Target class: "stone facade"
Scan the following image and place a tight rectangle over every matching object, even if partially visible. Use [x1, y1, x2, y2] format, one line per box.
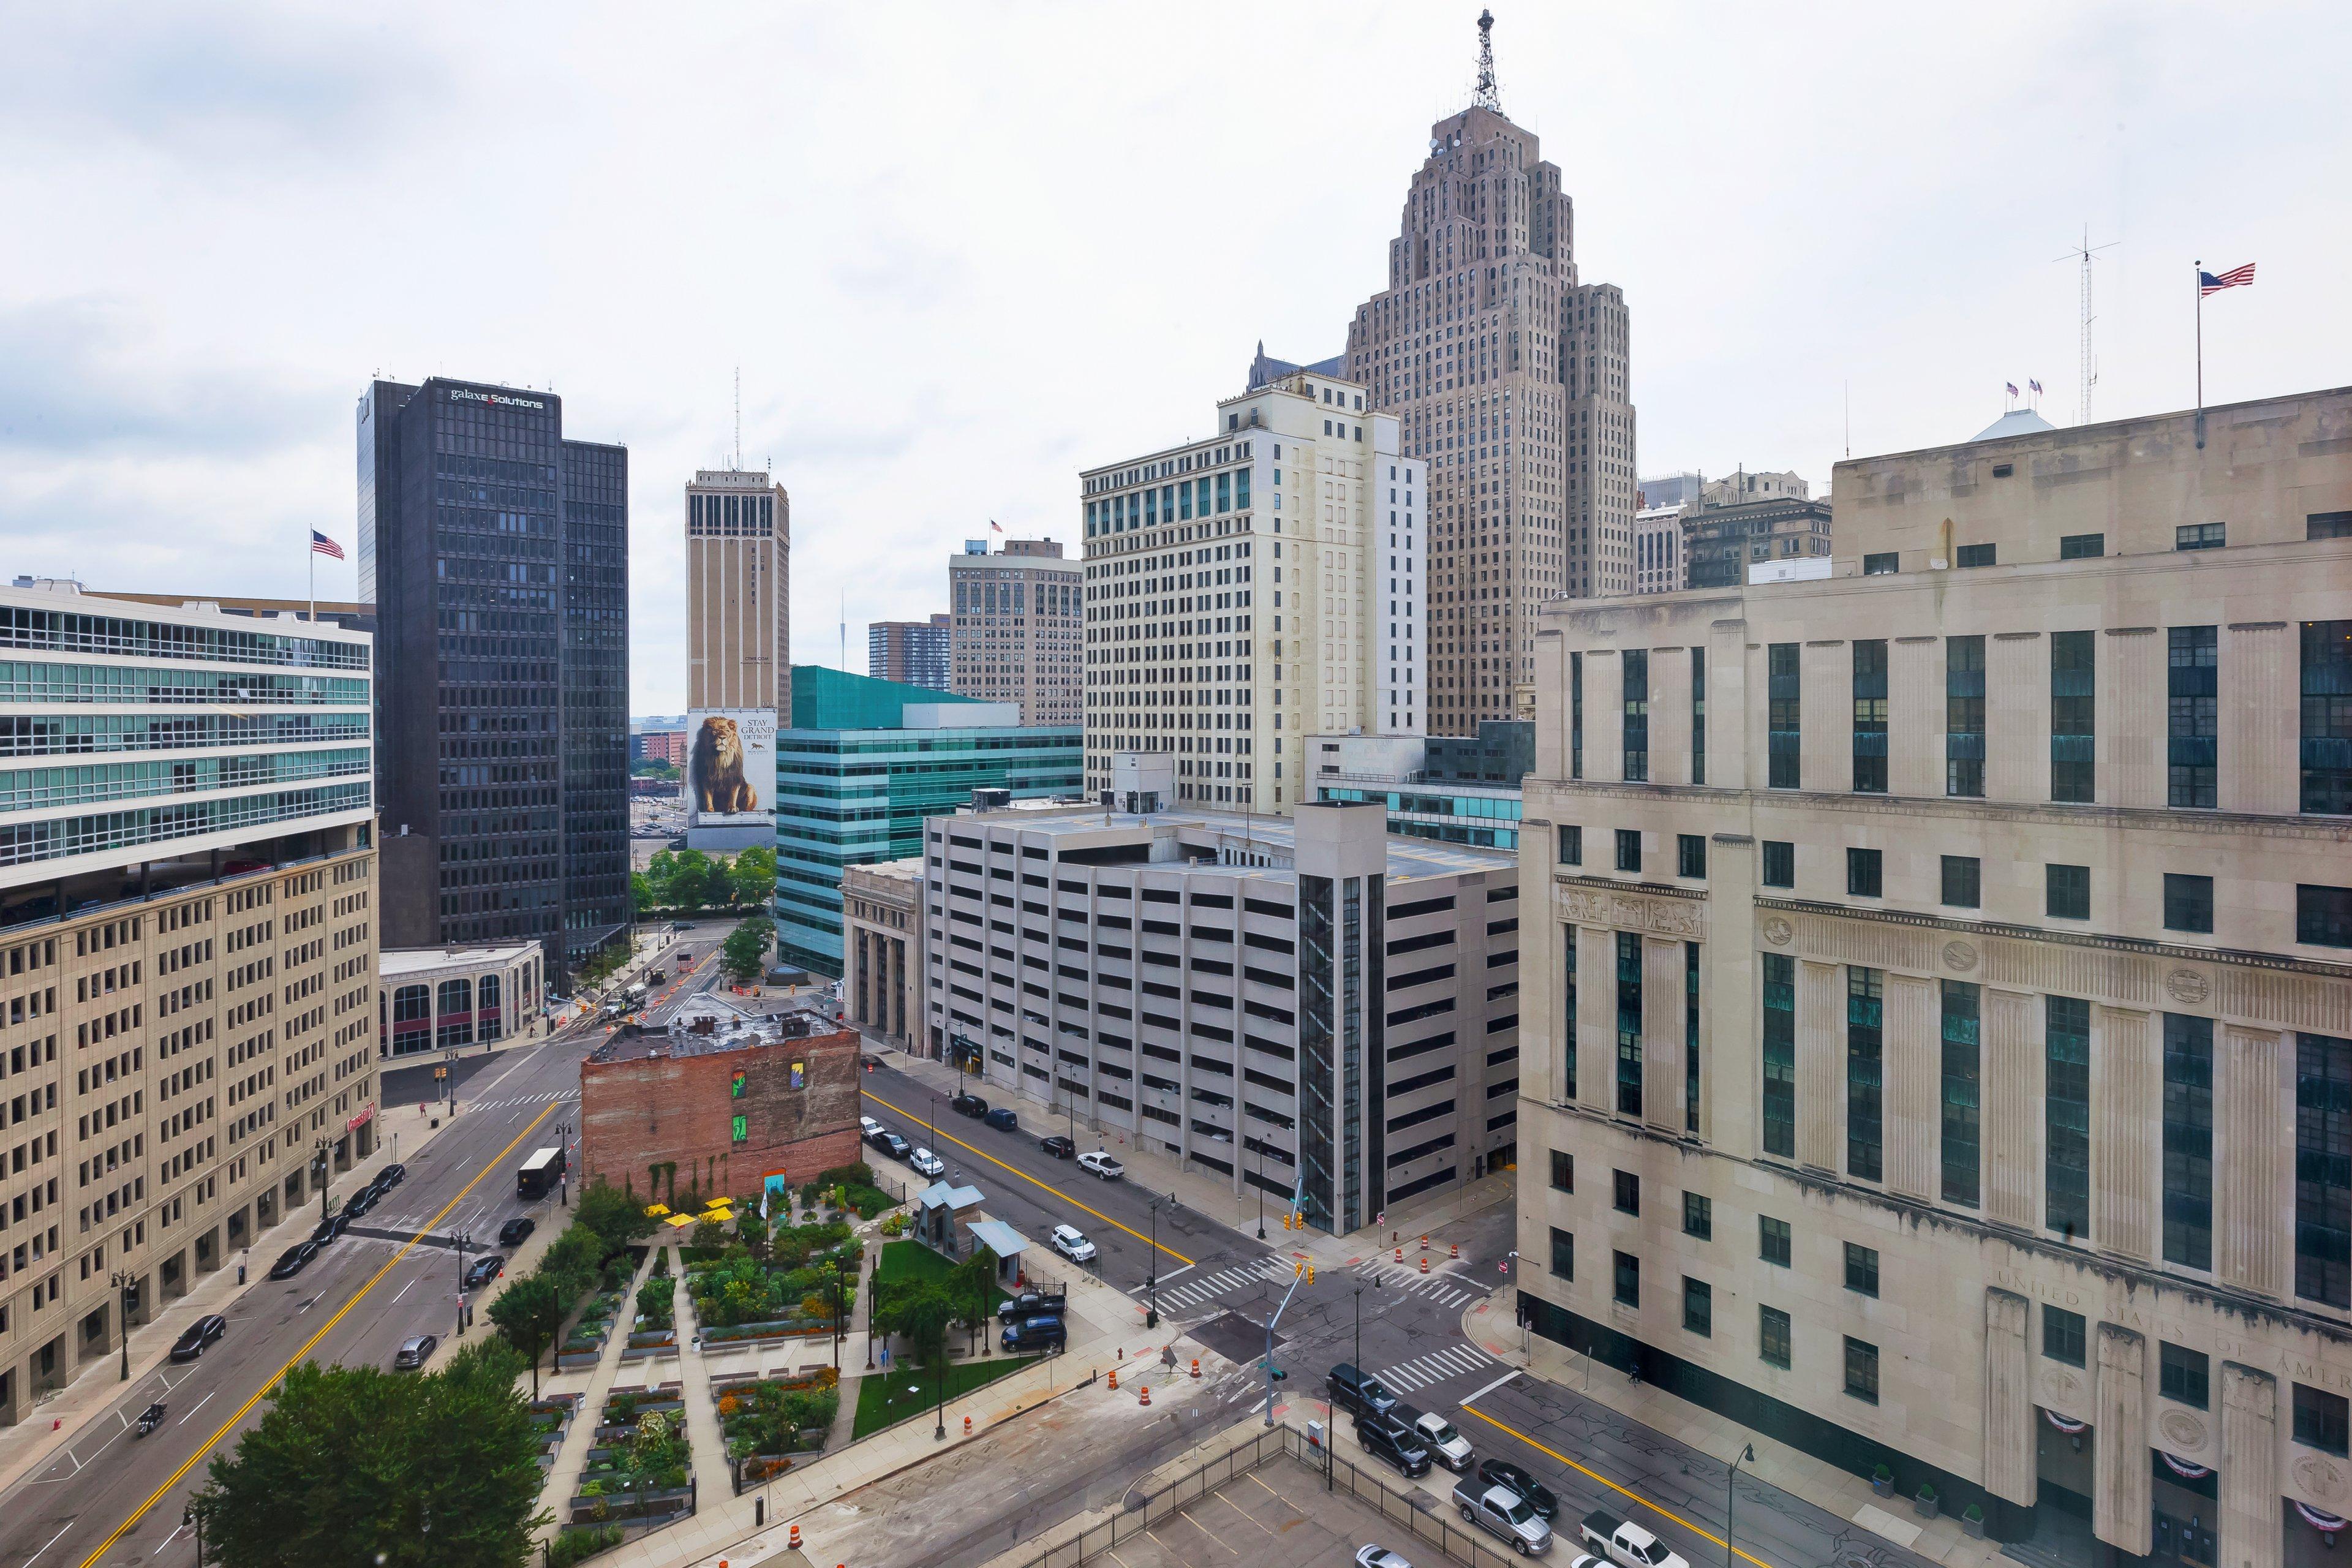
[951, 538, 1081, 728]
[843, 858, 922, 1049]
[1516, 385, 2352, 1566]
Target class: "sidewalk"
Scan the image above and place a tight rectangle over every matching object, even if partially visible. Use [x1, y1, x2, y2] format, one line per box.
[1461, 1286, 2004, 1568]
[533, 1243, 666, 1542]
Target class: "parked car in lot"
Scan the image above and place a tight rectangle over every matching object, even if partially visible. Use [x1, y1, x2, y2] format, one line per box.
[1039, 1134, 1075, 1159]
[1354, 1411, 1432, 1478]
[1001, 1314, 1066, 1353]
[268, 1242, 318, 1280]
[1479, 1460, 1560, 1521]
[1327, 1362, 1400, 1419]
[950, 1092, 988, 1118]
[996, 1284, 1069, 1323]
[497, 1216, 536, 1248]
[1453, 1479, 1553, 1555]
[1076, 1150, 1125, 1180]
[393, 1334, 439, 1371]
[875, 1131, 911, 1161]
[1355, 1550, 1415, 1568]
[908, 1147, 946, 1178]
[984, 1107, 1019, 1133]
[1050, 1224, 1097, 1263]
[461, 1254, 505, 1291]
[1580, 1512, 1687, 1568]
[169, 1315, 227, 1362]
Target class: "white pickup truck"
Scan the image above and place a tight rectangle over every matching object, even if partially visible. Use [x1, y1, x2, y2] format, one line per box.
[1580, 1511, 1687, 1568]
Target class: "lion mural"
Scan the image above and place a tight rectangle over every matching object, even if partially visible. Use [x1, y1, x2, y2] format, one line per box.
[692, 715, 758, 814]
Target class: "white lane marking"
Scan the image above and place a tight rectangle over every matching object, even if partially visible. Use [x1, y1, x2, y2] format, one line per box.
[23, 1523, 71, 1565]
[1157, 1262, 1199, 1285]
[159, 1524, 186, 1548]
[391, 1276, 417, 1303]
[1459, 1368, 1521, 1406]
[180, 1389, 215, 1424]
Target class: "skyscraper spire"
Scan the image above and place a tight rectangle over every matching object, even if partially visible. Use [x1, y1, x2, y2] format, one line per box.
[1473, 9, 1502, 113]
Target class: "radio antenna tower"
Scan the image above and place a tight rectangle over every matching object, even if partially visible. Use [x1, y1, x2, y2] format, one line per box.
[1472, 10, 1502, 113]
[2055, 226, 2117, 426]
[733, 366, 742, 469]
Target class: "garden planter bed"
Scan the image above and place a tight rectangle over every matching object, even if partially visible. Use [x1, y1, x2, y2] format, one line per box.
[567, 1485, 693, 1526]
[556, 1349, 603, 1372]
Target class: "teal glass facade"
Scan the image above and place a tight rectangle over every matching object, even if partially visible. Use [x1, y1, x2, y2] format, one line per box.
[1314, 783, 1522, 851]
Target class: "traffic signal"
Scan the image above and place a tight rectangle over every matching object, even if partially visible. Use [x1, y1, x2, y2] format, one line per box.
[1306, 1264, 1316, 1284]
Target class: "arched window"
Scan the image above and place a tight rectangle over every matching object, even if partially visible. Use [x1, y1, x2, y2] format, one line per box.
[437, 978, 473, 1049]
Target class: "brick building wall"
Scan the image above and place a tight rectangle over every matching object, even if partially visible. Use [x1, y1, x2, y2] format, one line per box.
[578, 1023, 861, 1206]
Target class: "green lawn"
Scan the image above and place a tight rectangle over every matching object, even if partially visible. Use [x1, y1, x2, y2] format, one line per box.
[851, 1353, 1037, 1439]
[872, 1239, 1010, 1308]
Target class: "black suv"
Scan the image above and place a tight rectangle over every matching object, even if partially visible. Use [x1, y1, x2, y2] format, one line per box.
[1354, 1410, 1432, 1478]
[461, 1254, 505, 1291]
[497, 1216, 536, 1248]
[1039, 1134, 1075, 1159]
[1327, 1362, 1399, 1419]
[950, 1092, 989, 1118]
[1001, 1314, 1066, 1353]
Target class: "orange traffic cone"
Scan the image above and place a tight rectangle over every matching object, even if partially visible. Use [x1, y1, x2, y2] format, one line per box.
[1420, 1234, 1429, 1251]
[1190, 1357, 1201, 1379]
[788, 1526, 801, 1550]
[1109, 1367, 1118, 1390]
[1139, 1384, 1151, 1406]
[1395, 1246, 1403, 1263]
[1451, 1242, 1460, 1259]
[963, 1415, 972, 1435]
[1420, 1256, 1430, 1274]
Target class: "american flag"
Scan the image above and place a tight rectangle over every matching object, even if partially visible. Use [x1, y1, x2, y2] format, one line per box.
[2005, 382, 2019, 398]
[309, 530, 345, 560]
[989, 519, 1003, 533]
[2029, 379, 2043, 396]
[2200, 262, 2256, 296]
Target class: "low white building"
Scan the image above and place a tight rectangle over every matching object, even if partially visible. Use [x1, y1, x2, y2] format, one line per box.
[380, 943, 543, 1058]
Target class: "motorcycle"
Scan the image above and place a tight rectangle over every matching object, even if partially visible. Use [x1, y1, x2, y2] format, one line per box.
[135, 1401, 167, 1436]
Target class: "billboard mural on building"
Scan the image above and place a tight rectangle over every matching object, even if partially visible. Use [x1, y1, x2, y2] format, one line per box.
[687, 709, 776, 829]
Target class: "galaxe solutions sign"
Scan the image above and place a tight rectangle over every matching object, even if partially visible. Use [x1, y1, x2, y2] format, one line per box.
[447, 388, 549, 411]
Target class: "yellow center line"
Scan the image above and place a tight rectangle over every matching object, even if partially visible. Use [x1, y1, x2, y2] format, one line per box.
[1458, 1403, 1779, 1568]
[76, 1101, 562, 1568]
[864, 1089, 1194, 1268]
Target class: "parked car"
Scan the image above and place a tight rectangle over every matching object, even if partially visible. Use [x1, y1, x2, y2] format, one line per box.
[996, 1285, 1069, 1323]
[1355, 1550, 1415, 1568]
[1050, 1224, 1098, 1264]
[1580, 1512, 1687, 1568]
[1039, 1134, 1076, 1159]
[311, 1212, 351, 1245]
[875, 1131, 911, 1161]
[984, 1107, 1019, 1133]
[1453, 1479, 1553, 1555]
[268, 1242, 318, 1280]
[1076, 1150, 1125, 1181]
[393, 1334, 439, 1371]
[342, 1189, 377, 1221]
[1327, 1363, 1400, 1419]
[1001, 1314, 1066, 1353]
[908, 1148, 946, 1178]
[497, 1216, 536, 1248]
[375, 1162, 405, 1188]
[1479, 1460, 1560, 1521]
[1353, 1411, 1432, 1478]
[1401, 1404, 1475, 1472]
[670, 919, 692, 931]
[461, 1253, 505, 1291]
[861, 1117, 884, 1141]
[169, 1315, 227, 1362]
[951, 1092, 989, 1118]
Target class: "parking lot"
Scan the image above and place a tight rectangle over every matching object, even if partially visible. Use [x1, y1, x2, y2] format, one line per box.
[1078, 1461, 1428, 1568]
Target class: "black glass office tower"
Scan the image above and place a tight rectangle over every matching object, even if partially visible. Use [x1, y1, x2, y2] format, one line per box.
[358, 377, 631, 980]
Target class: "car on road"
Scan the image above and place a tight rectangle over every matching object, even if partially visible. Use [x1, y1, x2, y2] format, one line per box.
[984, 1106, 1019, 1133]
[1453, 1479, 1553, 1555]
[861, 1117, 884, 1141]
[1039, 1134, 1075, 1159]
[1479, 1460, 1560, 1521]
[1401, 1404, 1475, 1472]
[671, 920, 692, 931]
[393, 1333, 439, 1371]
[1353, 1411, 1432, 1478]
[1356, 1550, 1415, 1568]
[342, 1189, 377, 1221]
[950, 1091, 989, 1118]
[268, 1241, 318, 1280]
[1001, 1313, 1066, 1353]
[908, 1147, 946, 1178]
[873, 1131, 911, 1161]
[1049, 1224, 1097, 1264]
[497, 1216, 537, 1248]
[169, 1315, 228, 1362]
[1076, 1150, 1125, 1181]
[311, 1212, 352, 1245]
[861, 1054, 881, 1071]
[1327, 1363, 1400, 1419]
[376, 1163, 407, 1187]
[461, 1254, 506, 1291]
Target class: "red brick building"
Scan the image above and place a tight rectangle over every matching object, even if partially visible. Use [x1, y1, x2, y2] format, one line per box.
[579, 1009, 861, 1207]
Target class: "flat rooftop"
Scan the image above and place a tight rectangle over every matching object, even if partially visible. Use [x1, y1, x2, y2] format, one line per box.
[589, 1009, 844, 1064]
[382, 943, 539, 978]
[954, 804, 1515, 884]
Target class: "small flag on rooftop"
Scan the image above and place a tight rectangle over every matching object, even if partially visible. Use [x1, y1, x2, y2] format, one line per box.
[2005, 382, 2019, 398]
[2199, 262, 2256, 296]
[2029, 379, 2044, 396]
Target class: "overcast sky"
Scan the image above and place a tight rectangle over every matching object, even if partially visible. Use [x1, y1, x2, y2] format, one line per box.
[4, 2, 2344, 715]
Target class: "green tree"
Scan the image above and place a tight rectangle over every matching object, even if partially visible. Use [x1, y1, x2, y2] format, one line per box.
[720, 917, 772, 984]
[190, 1341, 544, 1568]
[729, 844, 777, 906]
[949, 1246, 998, 1352]
[875, 1278, 956, 1381]
[644, 849, 679, 907]
[575, 1180, 657, 1254]
[667, 850, 717, 910]
[629, 870, 655, 914]
[487, 1273, 566, 1398]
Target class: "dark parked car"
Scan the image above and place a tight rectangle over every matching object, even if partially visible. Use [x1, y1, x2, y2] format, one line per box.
[875, 1131, 911, 1161]
[497, 1216, 537, 1248]
[995, 1285, 1069, 1323]
[1328, 1363, 1400, 1419]
[1354, 1411, 1433, 1479]
[311, 1212, 352, 1245]
[169, 1315, 227, 1362]
[393, 1333, 439, 1371]
[984, 1107, 1019, 1133]
[950, 1092, 989, 1118]
[461, 1254, 505, 1291]
[1478, 1459, 1560, 1520]
[268, 1242, 318, 1280]
[1000, 1314, 1066, 1353]
[374, 1163, 407, 1189]
[342, 1189, 377, 1221]
[1039, 1134, 1076, 1159]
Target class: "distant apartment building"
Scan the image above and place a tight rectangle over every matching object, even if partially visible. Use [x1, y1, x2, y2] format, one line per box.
[1632, 505, 1686, 594]
[922, 791, 1518, 1229]
[868, 616, 951, 692]
[1517, 385, 2352, 1568]
[1638, 472, 1704, 511]
[949, 540, 1081, 727]
[1703, 468, 1809, 507]
[685, 469, 790, 720]
[1308, 720, 1534, 852]
[1081, 372, 1423, 814]
[0, 580, 380, 1425]
[1684, 495, 1833, 589]
[633, 729, 688, 768]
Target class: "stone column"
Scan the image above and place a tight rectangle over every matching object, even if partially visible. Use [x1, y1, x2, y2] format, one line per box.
[1585, 651, 1624, 784]
[1709, 620, 1751, 791]
[2217, 1024, 2288, 1298]
[1884, 974, 1940, 1202]
[1576, 925, 1615, 1113]
[1984, 987, 2040, 1230]
[1988, 631, 2045, 802]
[1796, 959, 1842, 1173]
[2220, 1362, 2282, 1568]
[2104, 626, 2165, 810]
[2094, 1006, 2158, 1264]
[1983, 1287, 2037, 1507]
[1800, 640, 1845, 792]
[1890, 637, 1943, 798]
[2095, 1324, 2152, 1555]
[1642, 935, 1686, 1134]
[2221, 622, 2297, 815]
[1649, 648, 1691, 787]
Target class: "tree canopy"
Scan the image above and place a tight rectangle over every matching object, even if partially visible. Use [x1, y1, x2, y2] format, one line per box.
[486, 1273, 565, 1397]
[633, 846, 775, 915]
[720, 917, 773, 983]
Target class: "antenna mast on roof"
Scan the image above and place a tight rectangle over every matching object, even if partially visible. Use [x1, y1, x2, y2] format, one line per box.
[1472, 10, 1502, 113]
[2055, 225, 2117, 426]
[733, 366, 742, 469]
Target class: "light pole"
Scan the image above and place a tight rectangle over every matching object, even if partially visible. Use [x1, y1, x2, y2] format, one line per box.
[865, 1260, 876, 1370]
[1353, 1278, 1368, 1373]
[314, 1137, 333, 1223]
[110, 1268, 135, 1381]
[1254, 1140, 1266, 1241]
[1727, 1442, 1756, 1568]
[453, 1232, 470, 1338]
[1146, 1199, 1160, 1330]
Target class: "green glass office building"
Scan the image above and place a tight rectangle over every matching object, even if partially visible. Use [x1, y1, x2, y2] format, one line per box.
[774, 666, 1080, 975]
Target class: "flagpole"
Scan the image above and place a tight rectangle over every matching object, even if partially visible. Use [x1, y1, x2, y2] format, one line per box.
[308, 537, 316, 624]
[2194, 258, 2205, 450]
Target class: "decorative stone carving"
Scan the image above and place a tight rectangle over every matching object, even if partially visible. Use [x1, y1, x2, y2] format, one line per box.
[1943, 938, 1979, 973]
[1558, 885, 1707, 941]
[2038, 1363, 2086, 1411]
[2295, 1454, 2346, 1503]
[1762, 916, 1793, 948]
[2167, 968, 2211, 1006]
[2158, 1409, 2208, 1450]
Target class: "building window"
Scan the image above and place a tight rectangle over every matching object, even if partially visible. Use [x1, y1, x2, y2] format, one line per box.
[1759, 1305, 1792, 1370]
[2296, 1031, 2352, 1307]
[1561, 927, 1578, 1101]
[1690, 648, 1707, 785]
[2158, 1014, 2219, 1272]
[2047, 864, 2090, 921]
[2304, 887, 2352, 948]
[1613, 1250, 1640, 1307]
[2043, 1305, 2087, 1366]
[1761, 840, 1794, 889]
[1762, 954, 1796, 1159]
[1685, 941, 1702, 1136]
[2047, 996, 2092, 1240]
[1556, 824, 1582, 865]
[1852, 640, 1888, 793]
[2314, 512, 2352, 541]
[2297, 1384, 2351, 1458]
[1759, 1216, 1791, 1267]
[2176, 522, 2226, 551]
[1615, 830, 1641, 875]
[1845, 848, 1882, 898]
[1956, 543, 1996, 567]
[2307, 622, 2352, 813]
[1845, 1338, 1880, 1404]
[1767, 644, 1800, 788]
[2161, 1342, 2210, 1410]
[1549, 1226, 1574, 1280]
[2051, 630, 2096, 803]
[1847, 967, 1884, 1182]
[1862, 551, 1898, 575]
[1947, 635, 1986, 797]
[1549, 1150, 1574, 1193]
[1940, 855, 1981, 909]
[1570, 652, 1584, 780]
[2059, 533, 2105, 559]
[2164, 873, 2215, 935]
[1623, 649, 1649, 782]
[1844, 1242, 1880, 1297]
[1613, 1169, 1640, 1215]
[1683, 1192, 1713, 1240]
[1942, 980, 1981, 1207]
[1677, 835, 1706, 880]
[1615, 932, 1643, 1118]
[1684, 1278, 1712, 1336]
[2170, 627, 2218, 808]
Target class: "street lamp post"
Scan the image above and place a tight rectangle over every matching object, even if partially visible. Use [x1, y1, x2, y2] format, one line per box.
[110, 1268, 135, 1381]
[1727, 1442, 1756, 1568]
[1146, 1199, 1159, 1330]
[314, 1137, 333, 1223]
[1254, 1140, 1266, 1241]
[865, 1260, 876, 1370]
[453, 1232, 470, 1338]
[1353, 1278, 1371, 1374]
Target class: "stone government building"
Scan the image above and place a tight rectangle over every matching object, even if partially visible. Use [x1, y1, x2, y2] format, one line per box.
[1515, 385, 2352, 1567]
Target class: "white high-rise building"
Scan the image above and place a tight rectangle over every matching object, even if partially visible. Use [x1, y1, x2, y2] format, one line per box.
[1080, 371, 1423, 812]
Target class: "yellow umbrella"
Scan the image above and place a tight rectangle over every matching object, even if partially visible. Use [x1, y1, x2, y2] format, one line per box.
[704, 1208, 736, 1224]
[664, 1212, 698, 1229]
[644, 1204, 672, 1218]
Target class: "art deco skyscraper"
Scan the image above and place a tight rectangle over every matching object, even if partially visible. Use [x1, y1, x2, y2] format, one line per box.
[1343, 12, 1637, 734]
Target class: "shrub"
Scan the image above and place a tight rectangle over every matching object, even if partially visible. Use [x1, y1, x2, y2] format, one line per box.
[549, 1525, 625, 1568]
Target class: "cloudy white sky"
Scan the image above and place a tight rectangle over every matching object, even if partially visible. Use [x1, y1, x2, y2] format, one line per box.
[3, 2, 2345, 715]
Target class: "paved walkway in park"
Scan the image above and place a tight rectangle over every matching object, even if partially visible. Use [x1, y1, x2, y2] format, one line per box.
[533, 1243, 666, 1549]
